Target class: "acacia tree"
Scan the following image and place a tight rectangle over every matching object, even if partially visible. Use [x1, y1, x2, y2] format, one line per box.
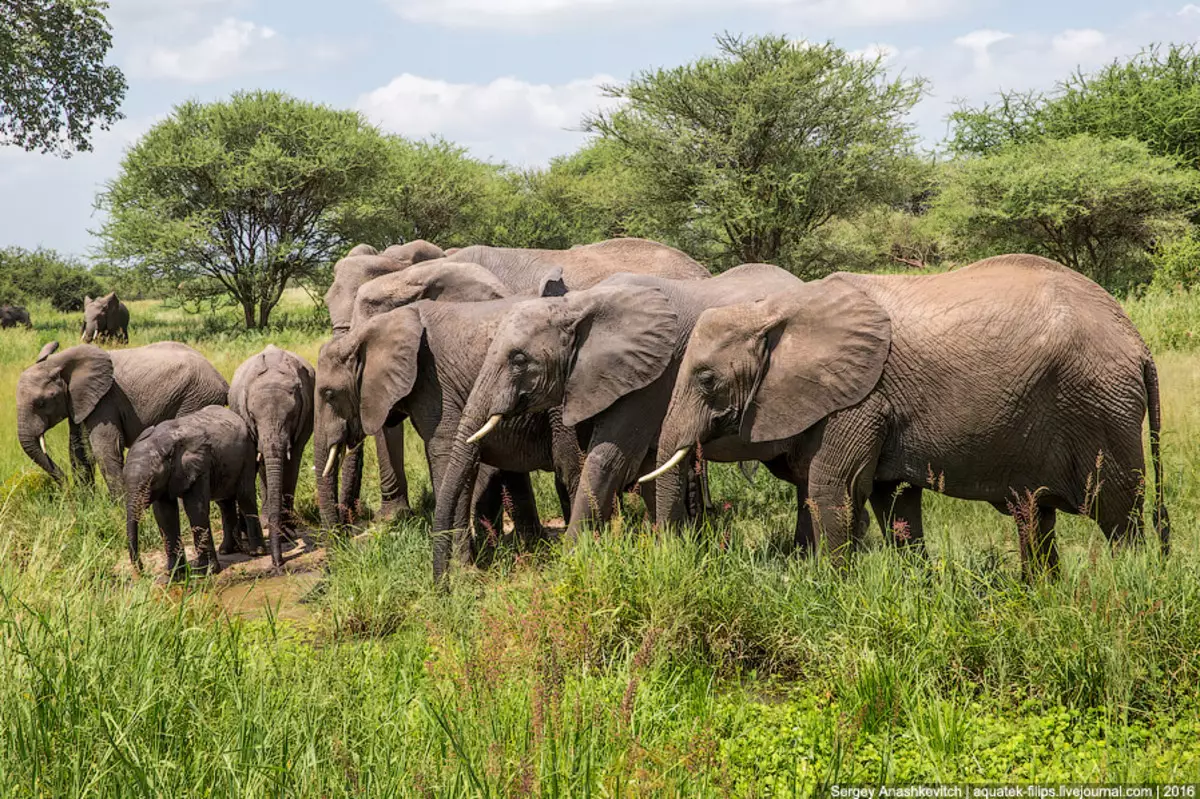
[98, 91, 395, 329]
[588, 34, 926, 271]
[932, 135, 1200, 291]
[0, 0, 126, 155]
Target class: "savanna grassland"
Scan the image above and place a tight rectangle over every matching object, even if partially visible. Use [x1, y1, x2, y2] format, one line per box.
[2, 290, 1200, 796]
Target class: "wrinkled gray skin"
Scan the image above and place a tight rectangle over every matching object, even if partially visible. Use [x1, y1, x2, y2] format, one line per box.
[17, 341, 229, 496]
[316, 261, 568, 535]
[1, 305, 32, 328]
[81, 293, 130, 343]
[445, 237, 709, 292]
[321, 240, 446, 525]
[229, 346, 315, 567]
[647, 254, 1169, 576]
[124, 405, 264, 580]
[436, 264, 797, 574]
[317, 297, 581, 578]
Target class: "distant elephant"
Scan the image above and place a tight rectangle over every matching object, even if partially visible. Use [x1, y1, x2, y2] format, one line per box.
[1, 305, 32, 328]
[81, 293, 130, 343]
[124, 405, 264, 579]
[437, 264, 800, 573]
[17, 341, 229, 496]
[445, 237, 710, 293]
[229, 346, 315, 566]
[322, 239, 446, 524]
[642, 254, 1169, 575]
[318, 296, 581, 575]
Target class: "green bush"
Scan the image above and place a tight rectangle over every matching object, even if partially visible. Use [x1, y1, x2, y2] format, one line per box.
[1151, 229, 1200, 292]
[0, 247, 104, 311]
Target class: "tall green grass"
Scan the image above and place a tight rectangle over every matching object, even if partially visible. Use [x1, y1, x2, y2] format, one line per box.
[1, 291, 1199, 795]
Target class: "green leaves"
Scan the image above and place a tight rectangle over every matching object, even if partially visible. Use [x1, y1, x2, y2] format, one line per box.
[588, 34, 926, 272]
[0, 0, 126, 155]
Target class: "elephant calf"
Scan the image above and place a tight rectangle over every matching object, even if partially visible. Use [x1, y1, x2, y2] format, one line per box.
[1, 305, 32, 329]
[230, 345, 315, 567]
[82, 292, 130, 343]
[125, 405, 264, 579]
[17, 341, 229, 496]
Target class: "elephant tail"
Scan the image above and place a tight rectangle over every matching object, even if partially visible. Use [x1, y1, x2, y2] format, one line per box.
[1144, 357, 1169, 555]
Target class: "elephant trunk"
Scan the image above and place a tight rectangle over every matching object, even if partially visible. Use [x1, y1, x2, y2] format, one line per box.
[18, 413, 62, 483]
[646, 395, 705, 526]
[263, 452, 286, 566]
[125, 479, 153, 571]
[313, 426, 342, 530]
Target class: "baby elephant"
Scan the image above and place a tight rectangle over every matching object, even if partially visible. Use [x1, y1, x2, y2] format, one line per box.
[1, 305, 32, 329]
[124, 405, 265, 579]
[82, 293, 129, 343]
[229, 345, 315, 567]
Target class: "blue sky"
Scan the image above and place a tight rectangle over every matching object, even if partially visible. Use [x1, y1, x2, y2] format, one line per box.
[4, 0, 1199, 257]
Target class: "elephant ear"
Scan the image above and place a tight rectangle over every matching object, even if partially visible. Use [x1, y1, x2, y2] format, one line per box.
[62, 345, 115, 423]
[420, 262, 510, 302]
[359, 309, 425, 436]
[36, 341, 60, 363]
[537, 266, 568, 297]
[740, 277, 891, 444]
[561, 284, 677, 427]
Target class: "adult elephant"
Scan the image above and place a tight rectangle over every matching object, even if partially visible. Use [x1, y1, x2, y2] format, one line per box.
[17, 341, 229, 496]
[641, 254, 1169, 575]
[438, 264, 800, 567]
[81, 293, 130, 343]
[1, 305, 32, 329]
[445, 237, 709, 292]
[317, 296, 581, 579]
[229, 346, 315, 566]
[321, 240, 446, 524]
[315, 259, 529, 529]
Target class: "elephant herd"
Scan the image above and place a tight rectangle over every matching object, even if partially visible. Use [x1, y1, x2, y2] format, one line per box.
[9, 238, 1170, 582]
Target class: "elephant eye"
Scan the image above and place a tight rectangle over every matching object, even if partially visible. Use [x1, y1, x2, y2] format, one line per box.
[510, 351, 529, 367]
[322, 388, 335, 401]
[696, 369, 716, 391]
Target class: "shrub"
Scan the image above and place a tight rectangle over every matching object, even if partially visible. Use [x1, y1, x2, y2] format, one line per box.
[1151, 228, 1200, 292]
[0, 247, 103, 311]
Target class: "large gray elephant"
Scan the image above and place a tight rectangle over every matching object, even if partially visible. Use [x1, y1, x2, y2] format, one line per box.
[229, 346, 315, 566]
[124, 405, 263, 579]
[1, 305, 32, 329]
[317, 296, 581, 576]
[445, 237, 709, 292]
[437, 264, 801, 571]
[641, 254, 1169, 575]
[321, 240, 447, 524]
[81, 293, 129, 343]
[17, 341, 229, 496]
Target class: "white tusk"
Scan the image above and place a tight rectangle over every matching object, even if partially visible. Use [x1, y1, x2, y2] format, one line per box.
[39, 436, 48, 455]
[321, 444, 341, 478]
[257, 452, 263, 463]
[638, 447, 691, 484]
[466, 414, 502, 444]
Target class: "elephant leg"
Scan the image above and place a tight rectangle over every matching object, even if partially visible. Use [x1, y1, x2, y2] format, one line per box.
[472, 466, 506, 568]
[153, 499, 186, 580]
[68, 420, 95, 487]
[1019, 505, 1059, 580]
[500, 470, 541, 545]
[217, 499, 245, 557]
[554, 475, 573, 526]
[870, 482, 926, 554]
[806, 415, 883, 567]
[376, 423, 412, 521]
[635, 450, 657, 526]
[338, 443, 366, 525]
[182, 487, 220, 575]
[238, 472, 267, 559]
[567, 431, 648, 542]
[88, 423, 125, 499]
[281, 450, 304, 539]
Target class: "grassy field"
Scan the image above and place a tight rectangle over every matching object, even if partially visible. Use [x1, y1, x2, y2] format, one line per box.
[1, 289, 1199, 795]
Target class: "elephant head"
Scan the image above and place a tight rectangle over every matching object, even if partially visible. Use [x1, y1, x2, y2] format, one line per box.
[82, 293, 121, 343]
[641, 277, 891, 482]
[324, 241, 446, 335]
[229, 346, 314, 556]
[16, 342, 115, 482]
[122, 423, 176, 570]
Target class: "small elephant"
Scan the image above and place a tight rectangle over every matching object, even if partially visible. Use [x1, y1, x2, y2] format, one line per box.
[317, 296, 581, 580]
[124, 405, 264, 579]
[229, 346, 315, 567]
[1, 305, 32, 329]
[321, 239, 446, 524]
[17, 341, 229, 495]
[439, 264, 800, 558]
[81, 293, 130, 343]
[642, 254, 1169, 575]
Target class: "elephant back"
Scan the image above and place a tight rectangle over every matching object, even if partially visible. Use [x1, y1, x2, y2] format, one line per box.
[111, 342, 229, 424]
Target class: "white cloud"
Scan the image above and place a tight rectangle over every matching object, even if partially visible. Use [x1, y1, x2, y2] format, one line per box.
[357, 73, 621, 165]
[952, 29, 1013, 70]
[127, 17, 285, 83]
[1051, 28, 1106, 58]
[386, 0, 961, 30]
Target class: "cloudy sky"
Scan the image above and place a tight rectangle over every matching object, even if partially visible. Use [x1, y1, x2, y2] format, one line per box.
[4, 0, 1200, 256]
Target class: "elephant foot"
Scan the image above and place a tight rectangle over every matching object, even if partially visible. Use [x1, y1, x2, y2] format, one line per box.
[188, 555, 222, 576]
[378, 498, 413, 522]
[218, 534, 242, 556]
